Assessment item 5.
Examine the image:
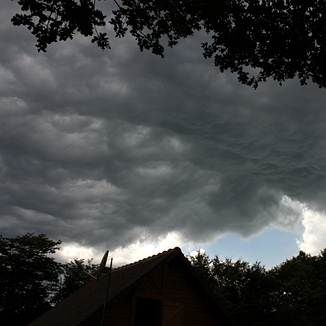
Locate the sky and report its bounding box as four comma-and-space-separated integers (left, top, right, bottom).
2, 1, 326, 270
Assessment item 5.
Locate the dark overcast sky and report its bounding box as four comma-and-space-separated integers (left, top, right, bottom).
2, 1, 326, 267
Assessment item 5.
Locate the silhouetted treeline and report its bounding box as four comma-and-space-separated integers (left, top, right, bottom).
190, 250, 326, 325
2, 232, 326, 325
0, 233, 98, 326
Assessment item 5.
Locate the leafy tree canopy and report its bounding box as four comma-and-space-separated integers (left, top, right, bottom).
53, 258, 98, 303
12, 0, 326, 88
2, 232, 326, 326
0, 233, 62, 325
0, 233, 99, 325
190, 250, 326, 326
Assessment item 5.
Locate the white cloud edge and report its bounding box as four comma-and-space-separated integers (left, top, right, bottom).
54, 197, 326, 266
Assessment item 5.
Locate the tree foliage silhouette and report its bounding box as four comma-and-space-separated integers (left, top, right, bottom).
53, 258, 98, 303
190, 250, 326, 326
0, 233, 61, 325
0, 233, 99, 325
12, 0, 326, 88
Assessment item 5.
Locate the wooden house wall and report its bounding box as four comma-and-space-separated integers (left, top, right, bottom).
163, 257, 221, 326
91, 257, 223, 326
82, 293, 133, 326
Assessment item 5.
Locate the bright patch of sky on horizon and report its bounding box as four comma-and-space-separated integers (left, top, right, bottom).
2, 1, 326, 269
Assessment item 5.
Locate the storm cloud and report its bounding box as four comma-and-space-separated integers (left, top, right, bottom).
1, 2, 326, 259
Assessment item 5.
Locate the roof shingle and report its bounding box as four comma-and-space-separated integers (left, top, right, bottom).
29, 247, 183, 326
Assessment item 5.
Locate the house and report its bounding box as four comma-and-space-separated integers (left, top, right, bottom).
29, 247, 235, 326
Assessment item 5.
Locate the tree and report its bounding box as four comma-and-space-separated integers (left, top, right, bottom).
0, 233, 101, 325
12, 0, 326, 88
190, 251, 273, 326
0, 233, 62, 325
268, 251, 326, 325
189, 251, 215, 288
190, 250, 326, 326
54, 258, 99, 303
210, 256, 273, 326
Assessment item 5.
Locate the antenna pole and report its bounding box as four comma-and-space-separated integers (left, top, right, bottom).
100, 257, 113, 326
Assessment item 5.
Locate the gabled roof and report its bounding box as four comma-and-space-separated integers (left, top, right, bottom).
29, 247, 234, 326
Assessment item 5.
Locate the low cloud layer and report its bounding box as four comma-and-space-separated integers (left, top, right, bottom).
2, 2, 326, 258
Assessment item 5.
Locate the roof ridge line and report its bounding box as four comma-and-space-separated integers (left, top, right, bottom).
112, 247, 181, 272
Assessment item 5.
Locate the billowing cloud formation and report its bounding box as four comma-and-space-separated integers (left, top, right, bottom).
297, 207, 326, 255
2, 3, 326, 256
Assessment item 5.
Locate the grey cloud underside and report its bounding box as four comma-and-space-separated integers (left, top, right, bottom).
1, 3, 326, 249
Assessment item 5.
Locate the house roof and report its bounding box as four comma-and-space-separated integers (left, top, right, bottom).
28, 247, 234, 326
